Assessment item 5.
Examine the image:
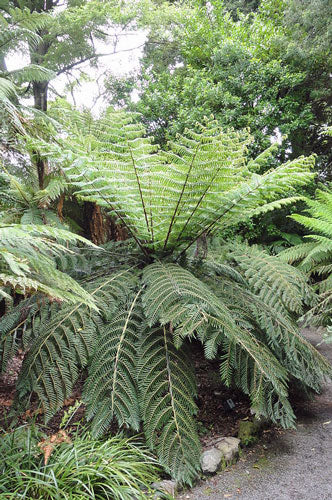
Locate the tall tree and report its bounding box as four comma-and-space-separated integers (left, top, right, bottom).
125, 0, 331, 178
2, 0, 147, 187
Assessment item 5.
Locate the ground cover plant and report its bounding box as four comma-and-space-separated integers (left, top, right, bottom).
0, 425, 159, 499
1, 109, 331, 485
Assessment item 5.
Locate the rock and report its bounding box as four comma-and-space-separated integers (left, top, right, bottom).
200, 447, 222, 473
215, 436, 240, 462
152, 479, 178, 497
238, 419, 262, 446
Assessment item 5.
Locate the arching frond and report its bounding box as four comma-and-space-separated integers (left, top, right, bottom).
0, 224, 97, 305
14, 270, 135, 419
142, 262, 299, 427
279, 186, 332, 327
29, 111, 315, 254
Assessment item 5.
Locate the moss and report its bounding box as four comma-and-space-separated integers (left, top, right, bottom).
237, 419, 261, 446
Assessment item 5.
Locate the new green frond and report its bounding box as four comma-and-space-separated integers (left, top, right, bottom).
33, 110, 315, 255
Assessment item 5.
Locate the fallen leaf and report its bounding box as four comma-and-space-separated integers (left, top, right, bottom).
38, 430, 71, 465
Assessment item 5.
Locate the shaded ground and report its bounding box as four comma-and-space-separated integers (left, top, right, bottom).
181, 327, 332, 500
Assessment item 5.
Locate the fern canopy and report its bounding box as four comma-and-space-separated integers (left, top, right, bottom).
28, 109, 315, 255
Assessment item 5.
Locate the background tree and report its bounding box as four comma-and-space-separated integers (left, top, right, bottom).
121, 0, 331, 180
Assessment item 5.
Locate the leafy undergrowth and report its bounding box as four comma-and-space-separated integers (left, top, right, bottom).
0, 426, 160, 499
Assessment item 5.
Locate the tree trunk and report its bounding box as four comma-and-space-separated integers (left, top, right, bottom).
83, 202, 105, 245
33, 80, 49, 112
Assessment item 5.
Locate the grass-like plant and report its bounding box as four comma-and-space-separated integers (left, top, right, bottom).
0, 426, 159, 499
1, 109, 331, 484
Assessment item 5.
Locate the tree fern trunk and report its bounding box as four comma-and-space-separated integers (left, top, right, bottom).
83, 202, 105, 245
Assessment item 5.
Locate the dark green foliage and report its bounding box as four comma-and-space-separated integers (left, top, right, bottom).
14, 270, 136, 420
138, 327, 200, 483
84, 295, 143, 435
129, 0, 332, 177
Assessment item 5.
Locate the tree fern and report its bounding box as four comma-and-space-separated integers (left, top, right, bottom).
30, 110, 315, 254
2, 109, 331, 485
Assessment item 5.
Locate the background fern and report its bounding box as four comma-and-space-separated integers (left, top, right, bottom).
280, 186, 332, 328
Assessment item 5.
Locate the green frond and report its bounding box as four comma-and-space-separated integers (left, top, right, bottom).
34, 175, 68, 204
142, 262, 299, 427
228, 242, 312, 314
30, 110, 315, 255
279, 186, 332, 327
291, 214, 332, 239
0, 77, 16, 100
14, 270, 135, 420
0, 296, 37, 373
278, 241, 318, 265
84, 290, 142, 435
7, 65, 54, 85
142, 262, 231, 346
138, 326, 200, 485
203, 243, 331, 389
0, 224, 97, 306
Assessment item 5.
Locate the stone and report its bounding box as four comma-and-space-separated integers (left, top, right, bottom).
152, 479, 178, 497
215, 436, 240, 462
238, 419, 261, 446
200, 447, 222, 473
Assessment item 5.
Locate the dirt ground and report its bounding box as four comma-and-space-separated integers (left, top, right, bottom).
180, 327, 332, 500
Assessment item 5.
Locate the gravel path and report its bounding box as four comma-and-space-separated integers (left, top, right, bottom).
180, 327, 332, 500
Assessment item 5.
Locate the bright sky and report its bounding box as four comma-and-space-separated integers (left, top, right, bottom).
6, 30, 146, 112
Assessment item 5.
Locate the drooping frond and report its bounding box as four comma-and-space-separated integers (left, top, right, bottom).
138, 326, 200, 485
0, 5, 49, 55
84, 290, 142, 435
14, 270, 136, 420
142, 262, 297, 427
7, 65, 54, 85
228, 242, 313, 314
280, 188, 332, 271
0, 296, 37, 373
